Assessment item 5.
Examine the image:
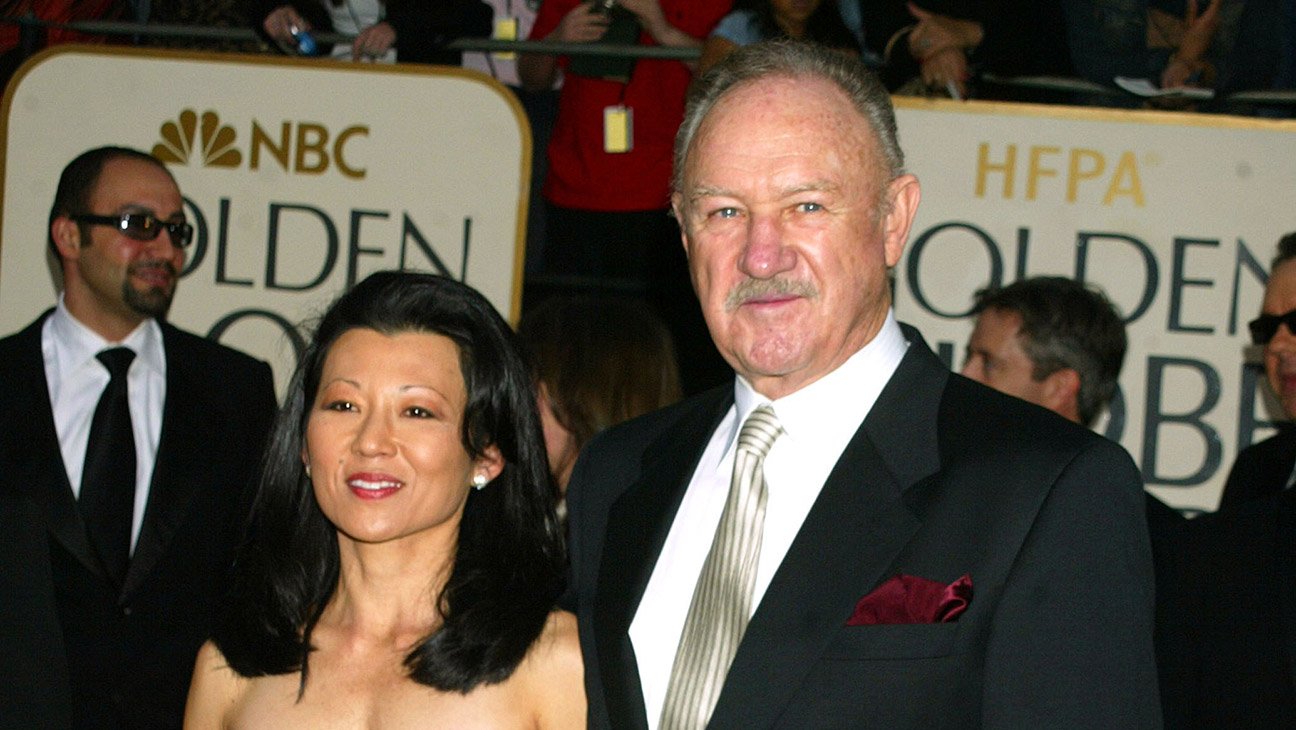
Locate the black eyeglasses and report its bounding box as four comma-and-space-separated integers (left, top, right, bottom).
1248, 309, 1296, 345
71, 212, 194, 248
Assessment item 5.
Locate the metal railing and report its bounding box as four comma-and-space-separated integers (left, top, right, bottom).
3, 14, 1294, 107
0, 14, 698, 60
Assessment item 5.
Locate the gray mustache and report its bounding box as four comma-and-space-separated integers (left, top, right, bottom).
724, 277, 817, 311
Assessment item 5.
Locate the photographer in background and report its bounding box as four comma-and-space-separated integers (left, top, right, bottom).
517, 0, 733, 395
253, 0, 492, 64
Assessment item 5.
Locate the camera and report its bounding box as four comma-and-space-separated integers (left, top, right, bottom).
288, 24, 318, 55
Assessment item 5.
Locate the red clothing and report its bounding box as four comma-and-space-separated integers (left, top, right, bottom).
0, 0, 124, 53
529, 0, 730, 211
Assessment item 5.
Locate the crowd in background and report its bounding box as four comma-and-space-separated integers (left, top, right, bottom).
4, 1, 1294, 106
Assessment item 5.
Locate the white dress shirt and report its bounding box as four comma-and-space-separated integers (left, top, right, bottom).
629, 311, 909, 728
329, 0, 398, 62
42, 298, 167, 552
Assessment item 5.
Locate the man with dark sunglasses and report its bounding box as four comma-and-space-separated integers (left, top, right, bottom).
1154, 231, 1296, 727
0, 146, 276, 728
1219, 231, 1296, 511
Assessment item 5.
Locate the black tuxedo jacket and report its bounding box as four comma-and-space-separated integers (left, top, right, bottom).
0, 312, 276, 729
565, 327, 1161, 728
1218, 426, 1296, 511
1158, 489, 1296, 728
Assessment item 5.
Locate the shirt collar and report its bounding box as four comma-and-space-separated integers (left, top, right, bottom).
726, 310, 909, 459
51, 295, 165, 377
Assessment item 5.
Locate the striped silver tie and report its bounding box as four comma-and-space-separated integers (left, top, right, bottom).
660, 404, 783, 729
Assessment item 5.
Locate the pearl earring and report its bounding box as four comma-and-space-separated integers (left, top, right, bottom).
304, 464, 312, 478
472, 473, 488, 490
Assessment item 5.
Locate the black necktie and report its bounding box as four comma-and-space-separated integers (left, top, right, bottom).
79, 347, 137, 586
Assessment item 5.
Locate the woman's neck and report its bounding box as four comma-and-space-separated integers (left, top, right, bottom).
323, 532, 456, 643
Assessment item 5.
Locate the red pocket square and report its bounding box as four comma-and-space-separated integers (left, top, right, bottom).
847, 573, 973, 626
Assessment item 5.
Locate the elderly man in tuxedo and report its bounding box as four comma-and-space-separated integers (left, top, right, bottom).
563, 41, 1161, 728
0, 146, 276, 728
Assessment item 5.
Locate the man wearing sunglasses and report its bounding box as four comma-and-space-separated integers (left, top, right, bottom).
1219, 232, 1296, 511
0, 146, 276, 728
1153, 232, 1296, 726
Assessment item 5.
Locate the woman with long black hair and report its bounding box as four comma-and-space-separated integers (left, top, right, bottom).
185, 271, 582, 727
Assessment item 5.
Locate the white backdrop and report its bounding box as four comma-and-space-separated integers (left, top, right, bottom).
892, 97, 1296, 511
0, 45, 530, 398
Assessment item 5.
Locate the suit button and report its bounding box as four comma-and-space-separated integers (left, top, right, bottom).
122, 606, 132, 616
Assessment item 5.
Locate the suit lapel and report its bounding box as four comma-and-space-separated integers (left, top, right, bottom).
3, 315, 106, 580
595, 390, 732, 730
711, 329, 947, 727
122, 325, 206, 597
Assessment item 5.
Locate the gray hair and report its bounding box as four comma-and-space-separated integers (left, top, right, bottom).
672, 40, 905, 195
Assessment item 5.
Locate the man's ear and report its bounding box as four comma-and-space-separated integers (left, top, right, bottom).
1042, 368, 1082, 423
882, 173, 921, 268
50, 216, 81, 260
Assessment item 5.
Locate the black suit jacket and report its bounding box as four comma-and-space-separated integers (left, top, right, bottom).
1218, 426, 1296, 511
1158, 488, 1296, 728
565, 326, 1161, 728
0, 312, 276, 729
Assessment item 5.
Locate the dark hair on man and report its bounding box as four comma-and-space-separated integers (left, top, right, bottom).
1272, 231, 1296, 270
48, 146, 177, 257
674, 39, 904, 195
517, 296, 682, 458
972, 276, 1127, 427
735, 0, 858, 54
213, 270, 564, 693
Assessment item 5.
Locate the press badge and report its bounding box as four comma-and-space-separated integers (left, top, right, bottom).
603, 105, 633, 154
493, 17, 518, 60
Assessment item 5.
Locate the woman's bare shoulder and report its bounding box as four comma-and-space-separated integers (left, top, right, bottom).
520, 610, 585, 728
184, 641, 249, 729
533, 610, 581, 667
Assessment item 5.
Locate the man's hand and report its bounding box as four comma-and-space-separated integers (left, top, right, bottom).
616, 0, 700, 49
552, 2, 612, 43
919, 47, 970, 98
263, 4, 309, 44
351, 21, 396, 60
906, 2, 983, 60
520, 2, 611, 92
1161, 0, 1221, 88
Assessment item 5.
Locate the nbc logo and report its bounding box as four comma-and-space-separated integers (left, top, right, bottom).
151, 109, 368, 178
153, 110, 242, 168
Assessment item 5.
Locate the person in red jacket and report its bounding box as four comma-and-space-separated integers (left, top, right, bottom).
518, 0, 732, 394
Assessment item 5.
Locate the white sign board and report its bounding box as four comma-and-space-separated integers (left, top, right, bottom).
0, 46, 530, 397
892, 98, 1296, 511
